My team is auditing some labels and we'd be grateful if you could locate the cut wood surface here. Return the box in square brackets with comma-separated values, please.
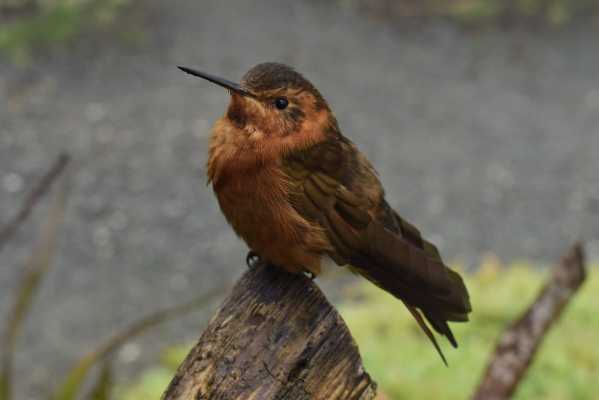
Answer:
[162, 263, 376, 400]
[472, 243, 586, 400]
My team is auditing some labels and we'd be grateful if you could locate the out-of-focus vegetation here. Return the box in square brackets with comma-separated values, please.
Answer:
[449, 0, 599, 25]
[3, 272, 218, 400]
[117, 346, 190, 399]
[119, 260, 598, 400]
[0, 0, 133, 63]
[0, 156, 69, 400]
[2, 0, 598, 63]
[343, 259, 598, 400]
[345, 0, 599, 26]
[0, 155, 225, 400]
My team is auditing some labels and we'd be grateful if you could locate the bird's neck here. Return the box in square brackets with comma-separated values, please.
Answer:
[207, 117, 272, 189]
[206, 110, 335, 188]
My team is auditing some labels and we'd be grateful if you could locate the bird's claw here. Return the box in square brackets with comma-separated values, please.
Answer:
[246, 251, 315, 280]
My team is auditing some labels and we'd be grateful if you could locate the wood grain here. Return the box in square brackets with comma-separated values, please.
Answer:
[162, 263, 376, 400]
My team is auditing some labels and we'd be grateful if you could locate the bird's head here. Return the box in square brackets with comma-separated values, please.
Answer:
[178, 63, 337, 160]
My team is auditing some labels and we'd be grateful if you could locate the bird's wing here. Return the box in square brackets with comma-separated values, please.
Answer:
[283, 136, 471, 362]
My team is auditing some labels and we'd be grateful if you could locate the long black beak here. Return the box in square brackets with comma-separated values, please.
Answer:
[177, 66, 253, 97]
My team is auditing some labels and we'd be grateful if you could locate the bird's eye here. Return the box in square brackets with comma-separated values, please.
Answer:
[274, 97, 289, 110]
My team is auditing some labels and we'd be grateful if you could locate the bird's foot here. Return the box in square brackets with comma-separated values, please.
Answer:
[246, 251, 264, 269]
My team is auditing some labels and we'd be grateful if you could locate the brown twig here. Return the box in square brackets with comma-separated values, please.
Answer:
[472, 243, 586, 400]
[0, 153, 70, 254]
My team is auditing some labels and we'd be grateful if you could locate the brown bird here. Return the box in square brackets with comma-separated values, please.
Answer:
[178, 62, 471, 364]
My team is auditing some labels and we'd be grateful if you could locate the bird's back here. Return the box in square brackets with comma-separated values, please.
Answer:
[283, 128, 471, 362]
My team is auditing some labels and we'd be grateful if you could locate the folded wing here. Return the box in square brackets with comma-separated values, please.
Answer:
[284, 141, 471, 363]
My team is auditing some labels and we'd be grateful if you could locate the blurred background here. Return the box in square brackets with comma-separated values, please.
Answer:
[1, 0, 598, 399]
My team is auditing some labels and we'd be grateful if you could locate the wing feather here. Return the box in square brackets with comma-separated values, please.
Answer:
[283, 137, 471, 362]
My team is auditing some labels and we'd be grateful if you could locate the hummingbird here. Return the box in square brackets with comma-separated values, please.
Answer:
[178, 62, 471, 364]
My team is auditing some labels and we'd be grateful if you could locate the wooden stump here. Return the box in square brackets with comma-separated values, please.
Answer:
[162, 263, 377, 400]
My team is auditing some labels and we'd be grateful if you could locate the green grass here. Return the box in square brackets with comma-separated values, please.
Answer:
[117, 346, 191, 400]
[119, 260, 598, 399]
[340, 259, 599, 399]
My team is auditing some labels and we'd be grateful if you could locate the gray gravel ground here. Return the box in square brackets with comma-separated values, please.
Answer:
[1, 0, 598, 397]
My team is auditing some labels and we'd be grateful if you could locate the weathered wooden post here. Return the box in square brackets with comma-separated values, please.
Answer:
[163, 263, 377, 400]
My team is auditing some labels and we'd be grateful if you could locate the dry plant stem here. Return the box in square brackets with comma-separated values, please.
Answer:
[472, 243, 586, 400]
[163, 263, 376, 400]
[0, 173, 69, 400]
[51, 285, 229, 400]
[0, 153, 70, 253]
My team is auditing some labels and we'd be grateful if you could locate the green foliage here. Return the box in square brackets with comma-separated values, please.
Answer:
[117, 367, 175, 400]
[340, 260, 599, 400]
[88, 361, 114, 400]
[117, 346, 192, 400]
[0, 0, 131, 63]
